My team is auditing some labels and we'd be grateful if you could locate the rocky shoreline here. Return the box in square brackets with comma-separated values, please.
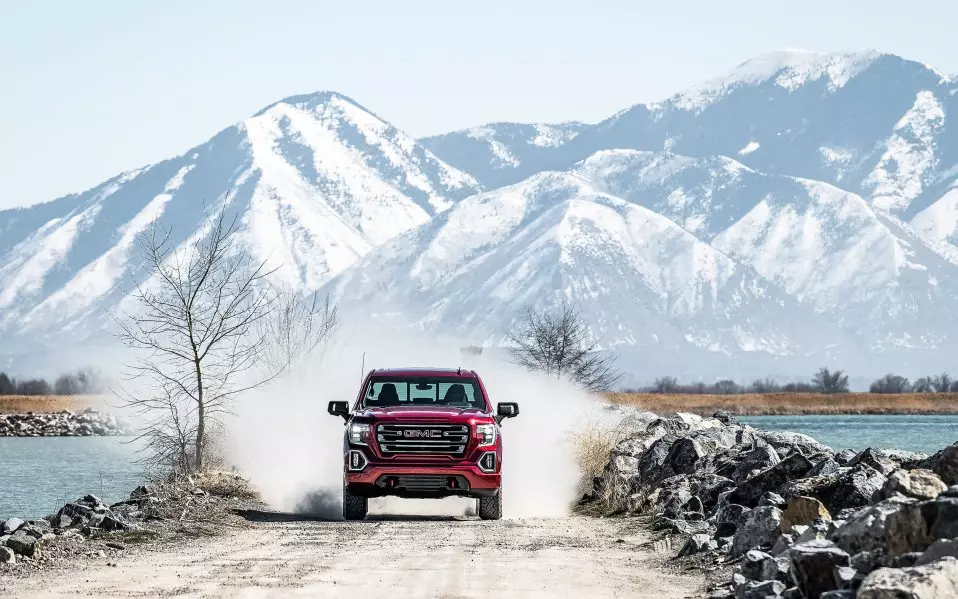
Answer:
[583, 411, 958, 598]
[0, 472, 260, 576]
[0, 408, 131, 437]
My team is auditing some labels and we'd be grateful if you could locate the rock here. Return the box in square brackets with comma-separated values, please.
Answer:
[830, 496, 915, 554]
[664, 437, 710, 476]
[770, 533, 795, 556]
[741, 549, 772, 580]
[735, 580, 785, 599]
[858, 556, 958, 598]
[757, 431, 832, 457]
[734, 453, 815, 507]
[761, 555, 791, 583]
[835, 449, 857, 465]
[916, 538, 958, 566]
[942, 485, 958, 498]
[759, 492, 786, 508]
[651, 515, 711, 536]
[876, 449, 928, 470]
[691, 474, 736, 511]
[819, 591, 855, 599]
[787, 540, 850, 599]
[713, 411, 740, 426]
[53, 514, 74, 529]
[891, 552, 922, 568]
[730, 446, 781, 483]
[885, 496, 958, 555]
[105, 542, 126, 550]
[2, 517, 24, 534]
[881, 469, 948, 501]
[919, 443, 958, 485]
[795, 519, 831, 544]
[684, 495, 704, 514]
[850, 448, 900, 476]
[129, 485, 154, 500]
[0, 546, 14, 564]
[833, 565, 858, 589]
[851, 549, 886, 575]
[19, 524, 45, 539]
[731, 506, 783, 556]
[716, 503, 751, 537]
[6, 533, 39, 557]
[678, 533, 716, 557]
[784, 463, 887, 514]
[808, 457, 841, 477]
[781, 496, 831, 533]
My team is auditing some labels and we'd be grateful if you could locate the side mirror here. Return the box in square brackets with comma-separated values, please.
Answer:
[328, 401, 350, 421]
[496, 402, 519, 424]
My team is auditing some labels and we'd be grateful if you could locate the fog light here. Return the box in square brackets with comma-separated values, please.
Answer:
[348, 450, 368, 472]
[478, 451, 497, 473]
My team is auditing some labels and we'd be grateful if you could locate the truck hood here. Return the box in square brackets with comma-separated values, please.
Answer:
[356, 405, 491, 421]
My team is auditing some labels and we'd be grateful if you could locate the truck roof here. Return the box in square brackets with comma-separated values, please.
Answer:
[370, 367, 477, 378]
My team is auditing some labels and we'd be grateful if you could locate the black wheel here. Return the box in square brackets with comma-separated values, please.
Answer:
[478, 489, 502, 520]
[343, 484, 368, 521]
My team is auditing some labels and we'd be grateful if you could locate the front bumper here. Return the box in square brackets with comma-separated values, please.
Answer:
[345, 462, 501, 498]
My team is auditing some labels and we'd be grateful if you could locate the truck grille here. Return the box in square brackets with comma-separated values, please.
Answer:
[377, 423, 469, 457]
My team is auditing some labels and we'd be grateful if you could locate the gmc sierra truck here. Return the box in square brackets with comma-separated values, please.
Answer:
[327, 367, 518, 521]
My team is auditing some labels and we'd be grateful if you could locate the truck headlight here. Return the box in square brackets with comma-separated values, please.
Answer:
[349, 422, 370, 445]
[476, 423, 496, 447]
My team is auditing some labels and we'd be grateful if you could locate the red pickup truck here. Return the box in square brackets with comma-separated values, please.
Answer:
[327, 367, 519, 521]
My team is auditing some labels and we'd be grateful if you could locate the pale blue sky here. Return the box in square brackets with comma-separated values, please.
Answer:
[2, 0, 955, 209]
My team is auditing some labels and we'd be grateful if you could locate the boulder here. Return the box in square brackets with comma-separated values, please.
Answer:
[691, 474, 736, 511]
[651, 515, 711, 536]
[18, 524, 45, 539]
[2, 517, 24, 534]
[759, 492, 787, 508]
[819, 591, 855, 599]
[830, 496, 915, 555]
[850, 448, 900, 476]
[757, 431, 832, 457]
[891, 552, 922, 568]
[735, 580, 785, 599]
[875, 449, 928, 470]
[835, 449, 857, 465]
[784, 463, 887, 514]
[6, 533, 39, 557]
[808, 457, 841, 477]
[781, 496, 831, 533]
[639, 437, 674, 484]
[916, 538, 958, 566]
[741, 549, 772, 580]
[833, 565, 858, 589]
[679, 533, 717, 557]
[734, 453, 815, 507]
[885, 496, 958, 555]
[881, 469, 948, 501]
[729, 446, 781, 483]
[770, 533, 795, 556]
[761, 555, 791, 583]
[786, 540, 850, 599]
[731, 506, 783, 556]
[664, 437, 709, 476]
[920, 443, 958, 485]
[850, 549, 886, 575]
[858, 556, 958, 598]
[716, 503, 751, 537]
[0, 546, 13, 564]
[713, 411, 741, 426]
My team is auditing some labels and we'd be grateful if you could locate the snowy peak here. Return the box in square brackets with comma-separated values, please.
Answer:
[0, 90, 480, 342]
[662, 50, 883, 111]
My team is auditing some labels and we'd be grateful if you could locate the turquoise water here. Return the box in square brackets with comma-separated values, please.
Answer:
[0, 436, 143, 520]
[740, 415, 958, 455]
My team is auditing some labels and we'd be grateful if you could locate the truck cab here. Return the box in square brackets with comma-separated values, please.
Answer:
[327, 367, 518, 520]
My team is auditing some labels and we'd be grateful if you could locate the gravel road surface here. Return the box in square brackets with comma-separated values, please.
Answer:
[11, 510, 701, 598]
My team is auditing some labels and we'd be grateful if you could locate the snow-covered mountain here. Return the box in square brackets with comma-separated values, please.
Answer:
[422, 51, 958, 224]
[0, 92, 478, 344]
[4, 50, 958, 379]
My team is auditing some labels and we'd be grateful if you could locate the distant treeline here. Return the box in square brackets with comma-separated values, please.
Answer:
[631, 368, 958, 395]
[0, 369, 104, 396]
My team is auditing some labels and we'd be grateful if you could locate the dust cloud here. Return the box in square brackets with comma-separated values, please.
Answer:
[227, 324, 609, 520]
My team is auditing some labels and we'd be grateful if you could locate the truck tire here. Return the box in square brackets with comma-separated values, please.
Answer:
[343, 485, 368, 521]
[478, 489, 502, 520]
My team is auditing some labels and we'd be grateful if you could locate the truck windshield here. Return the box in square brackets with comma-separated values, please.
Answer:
[361, 377, 486, 410]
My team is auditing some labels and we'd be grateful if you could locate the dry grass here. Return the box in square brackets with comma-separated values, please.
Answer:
[192, 471, 260, 500]
[568, 415, 650, 496]
[0, 395, 103, 414]
[606, 392, 958, 415]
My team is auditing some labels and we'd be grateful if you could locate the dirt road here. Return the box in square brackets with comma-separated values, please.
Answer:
[13, 511, 702, 598]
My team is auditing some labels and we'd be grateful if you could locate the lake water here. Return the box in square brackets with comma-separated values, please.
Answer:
[740, 415, 958, 455]
[2, 415, 956, 520]
[0, 436, 143, 520]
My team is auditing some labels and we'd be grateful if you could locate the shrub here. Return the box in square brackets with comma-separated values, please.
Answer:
[870, 374, 912, 394]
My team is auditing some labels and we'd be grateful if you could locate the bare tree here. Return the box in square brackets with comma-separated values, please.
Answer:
[115, 211, 280, 473]
[750, 378, 782, 393]
[812, 368, 849, 394]
[931, 373, 953, 393]
[913, 376, 934, 393]
[507, 302, 621, 392]
[869, 373, 912, 394]
[653, 376, 679, 394]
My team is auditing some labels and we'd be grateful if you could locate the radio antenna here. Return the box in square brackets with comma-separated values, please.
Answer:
[360, 352, 366, 385]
